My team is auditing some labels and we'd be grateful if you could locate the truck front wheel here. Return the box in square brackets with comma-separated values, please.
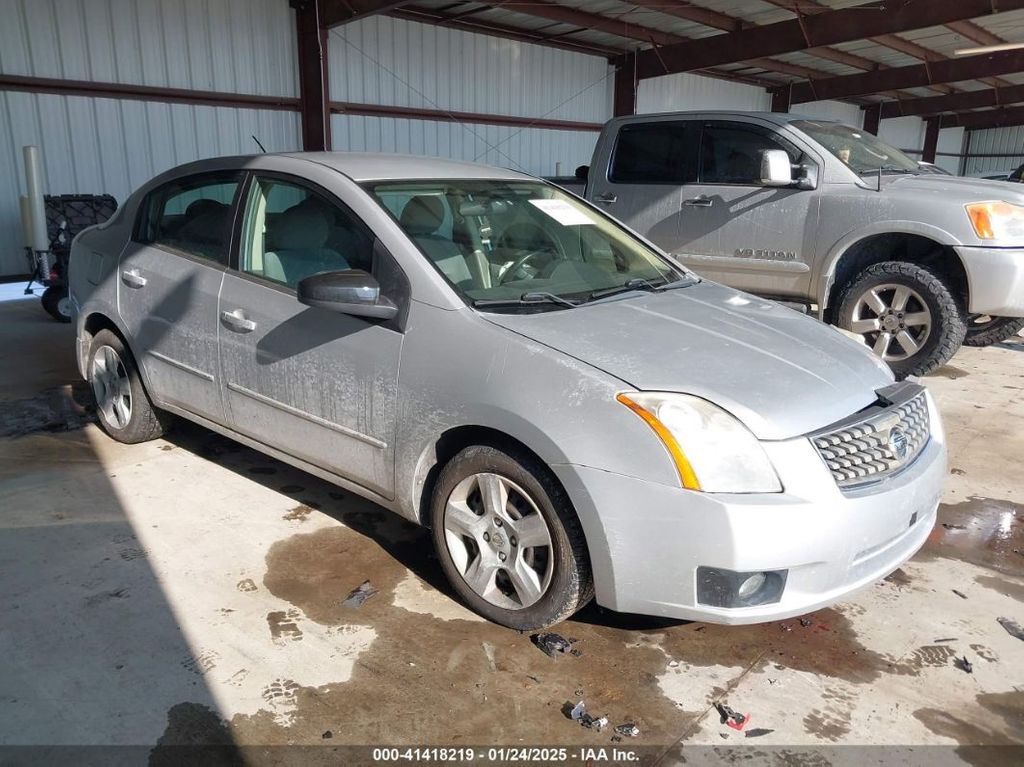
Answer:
[836, 261, 966, 379]
[962, 315, 1024, 347]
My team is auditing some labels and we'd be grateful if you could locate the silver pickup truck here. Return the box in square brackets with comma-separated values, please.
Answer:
[578, 111, 1024, 377]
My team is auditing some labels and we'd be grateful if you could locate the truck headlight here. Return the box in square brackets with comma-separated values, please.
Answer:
[617, 392, 782, 493]
[965, 201, 1024, 240]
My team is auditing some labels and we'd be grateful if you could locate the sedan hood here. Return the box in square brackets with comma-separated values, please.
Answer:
[484, 282, 894, 440]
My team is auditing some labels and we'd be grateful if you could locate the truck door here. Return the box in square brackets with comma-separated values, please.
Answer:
[674, 120, 819, 298]
[587, 121, 697, 256]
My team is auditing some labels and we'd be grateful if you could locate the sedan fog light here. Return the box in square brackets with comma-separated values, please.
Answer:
[737, 572, 766, 600]
[697, 567, 787, 608]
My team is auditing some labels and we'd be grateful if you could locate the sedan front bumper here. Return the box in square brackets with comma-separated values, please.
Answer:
[552, 413, 946, 624]
[957, 245, 1024, 316]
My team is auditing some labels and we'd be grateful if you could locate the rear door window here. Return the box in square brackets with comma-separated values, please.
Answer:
[610, 122, 696, 184]
[136, 173, 241, 263]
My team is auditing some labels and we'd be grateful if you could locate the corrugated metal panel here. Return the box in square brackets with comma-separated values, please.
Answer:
[964, 126, 1024, 176]
[935, 127, 964, 175]
[878, 117, 925, 154]
[0, 0, 298, 96]
[329, 16, 612, 122]
[637, 71, 771, 114]
[791, 100, 863, 126]
[331, 114, 596, 177]
[0, 90, 300, 276]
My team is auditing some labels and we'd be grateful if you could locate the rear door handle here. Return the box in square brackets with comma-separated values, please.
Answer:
[121, 269, 147, 288]
[683, 195, 713, 207]
[596, 192, 617, 204]
[220, 309, 257, 333]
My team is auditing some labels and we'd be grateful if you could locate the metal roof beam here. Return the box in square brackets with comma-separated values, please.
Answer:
[319, 0, 415, 28]
[941, 105, 1024, 130]
[873, 84, 1024, 119]
[779, 48, 1024, 104]
[635, 0, 1024, 79]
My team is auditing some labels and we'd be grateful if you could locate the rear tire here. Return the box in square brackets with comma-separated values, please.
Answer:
[87, 329, 169, 443]
[430, 444, 593, 630]
[962, 315, 1024, 347]
[836, 261, 966, 380]
[42, 286, 72, 323]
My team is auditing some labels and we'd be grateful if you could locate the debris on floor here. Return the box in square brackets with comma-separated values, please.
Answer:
[952, 589, 968, 600]
[567, 701, 608, 732]
[322, 730, 333, 739]
[531, 632, 578, 658]
[745, 728, 774, 738]
[934, 637, 958, 643]
[942, 523, 966, 530]
[954, 656, 973, 674]
[716, 703, 748, 731]
[342, 580, 378, 608]
[614, 723, 640, 738]
[997, 617, 1024, 641]
[799, 617, 813, 627]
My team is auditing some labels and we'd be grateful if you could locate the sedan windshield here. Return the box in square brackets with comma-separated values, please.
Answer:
[791, 120, 920, 175]
[364, 180, 694, 311]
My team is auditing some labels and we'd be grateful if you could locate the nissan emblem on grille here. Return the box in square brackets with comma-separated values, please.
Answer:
[809, 385, 930, 488]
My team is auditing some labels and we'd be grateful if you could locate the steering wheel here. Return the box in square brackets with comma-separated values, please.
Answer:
[496, 222, 561, 285]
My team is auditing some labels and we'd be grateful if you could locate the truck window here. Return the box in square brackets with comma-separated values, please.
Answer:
[699, 123, 800, 186]
[610, 123, 694, 184]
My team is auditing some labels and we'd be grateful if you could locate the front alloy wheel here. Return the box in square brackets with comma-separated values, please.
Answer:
[430, 444, 592, 629]
[443, 472, 554, 610]
[848, 283, 932, 362]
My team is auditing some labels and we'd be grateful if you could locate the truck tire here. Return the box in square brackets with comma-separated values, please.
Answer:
[41, 286, 72, 323]
[430, 444, 593, 629]
[87, 329, 170, 443]
[963, 315, 1024, 347]
[836, 261, 966, 380]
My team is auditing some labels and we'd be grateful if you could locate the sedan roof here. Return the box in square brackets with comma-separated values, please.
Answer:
[285, 152, 535, 183]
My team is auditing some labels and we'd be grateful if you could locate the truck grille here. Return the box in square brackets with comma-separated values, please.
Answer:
[810, 384, 930, 488]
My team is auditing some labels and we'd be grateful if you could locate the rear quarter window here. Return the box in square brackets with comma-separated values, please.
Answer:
[135, 173, 241, 263]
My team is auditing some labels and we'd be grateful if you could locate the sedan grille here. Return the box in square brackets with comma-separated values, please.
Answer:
[810, 384, 930, 488]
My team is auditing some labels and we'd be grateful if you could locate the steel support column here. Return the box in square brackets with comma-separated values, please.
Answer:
[614, 54, 637, 117]
[863, 103, 881, 135]
[293, 0, 331, 151]
[922, 116, 941, 163]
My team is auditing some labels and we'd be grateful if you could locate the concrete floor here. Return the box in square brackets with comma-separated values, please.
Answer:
[1, 295, 1022, 763]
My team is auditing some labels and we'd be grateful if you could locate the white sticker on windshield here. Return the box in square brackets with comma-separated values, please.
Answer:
[528, 198, 595, 226]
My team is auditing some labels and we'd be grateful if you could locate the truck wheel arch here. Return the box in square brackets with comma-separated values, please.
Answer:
[818, 225, 969, 321]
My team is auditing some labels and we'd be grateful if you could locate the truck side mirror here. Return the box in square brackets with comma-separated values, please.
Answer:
[575, 165, 589, 181]
[760, 150, 795, 187]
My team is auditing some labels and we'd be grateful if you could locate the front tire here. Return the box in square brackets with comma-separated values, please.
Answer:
[962, 315, 1024, 347]
[430, 444, 592, 630]
[87, 329, 169, 443]
[836, 261, 966, 379]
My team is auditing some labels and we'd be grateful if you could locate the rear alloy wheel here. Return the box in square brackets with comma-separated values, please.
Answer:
[431, 444, 592, 629]
[837, 261, 966, 379]
[87, 329, 169, 443]
[962, 315, 1024, 347]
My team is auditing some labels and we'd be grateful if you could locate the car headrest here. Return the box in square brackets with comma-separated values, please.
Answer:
[184, 199, 226, 219]
[273, 204, 329, 250]
[400, 195, 445, 236]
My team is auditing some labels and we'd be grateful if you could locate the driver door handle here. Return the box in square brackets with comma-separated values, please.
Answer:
[220, 309, 257, 334]
[121, 269, 147, 289]
[683, 195, 713, 208]
[596, 192, 617, 204]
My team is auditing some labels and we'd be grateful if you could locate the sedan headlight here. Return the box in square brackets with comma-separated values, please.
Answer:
[617, 392, 782, 493]
[965, 201, 1024, 240]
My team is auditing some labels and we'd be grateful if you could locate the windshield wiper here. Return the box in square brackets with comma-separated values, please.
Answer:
[472, 291, 580, 309]
[587, 275, 697, 302]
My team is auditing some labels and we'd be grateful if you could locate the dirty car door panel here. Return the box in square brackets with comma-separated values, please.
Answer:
[118, 172, 241, 421]
[218, 175, 402, 498]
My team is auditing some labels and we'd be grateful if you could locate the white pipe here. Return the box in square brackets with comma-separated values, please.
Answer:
[19, 195, 33, 248]
[23, 145, 50, 252]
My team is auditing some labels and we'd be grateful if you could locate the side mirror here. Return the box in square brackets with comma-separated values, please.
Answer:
[575, 164, 590, 181]
[760, 149, 795, 187]
[297, 270, 398, 320]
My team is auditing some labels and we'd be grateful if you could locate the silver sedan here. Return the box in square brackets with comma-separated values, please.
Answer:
[69, 153, 946, 628]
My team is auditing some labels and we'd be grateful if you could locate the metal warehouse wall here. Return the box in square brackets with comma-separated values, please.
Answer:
[0, 0, 300, 277]
[963, 125, 1024, 176]
[327, 16, 613, 176]
[637, 71, 771, 114]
